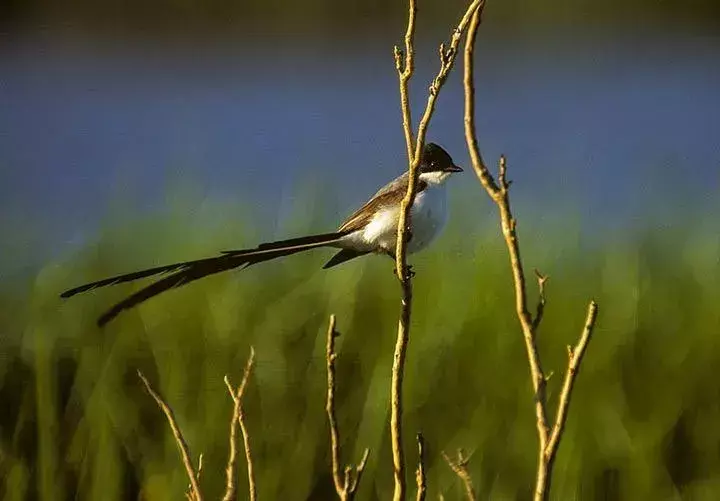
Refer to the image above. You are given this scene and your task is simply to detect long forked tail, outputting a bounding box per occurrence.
[60,231,349,327]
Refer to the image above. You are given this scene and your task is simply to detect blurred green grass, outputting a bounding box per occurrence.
[1,190,719,500]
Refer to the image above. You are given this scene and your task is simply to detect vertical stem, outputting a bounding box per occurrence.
[391,4,485,499]
[534,459,550,501]
[391,289,412,501]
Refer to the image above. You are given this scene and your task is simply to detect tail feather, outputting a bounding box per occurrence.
[61,231,350,326]
[234,231,348,253]
[60,257,227,298]
[322,249,368,269]
[96,254,250,326]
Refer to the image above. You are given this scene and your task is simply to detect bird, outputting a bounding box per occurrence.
[60,142,463,326]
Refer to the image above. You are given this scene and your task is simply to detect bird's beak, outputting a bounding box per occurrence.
[446,164,463,173]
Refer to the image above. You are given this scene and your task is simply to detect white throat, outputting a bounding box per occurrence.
[419,170,452,185]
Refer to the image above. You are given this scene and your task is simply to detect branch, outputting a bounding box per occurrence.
[393,0,416,162]
[415,433,426,501]
[464,0,550,470]
[462,6,600,501]
[326,315,370,500]
[531,270,548,333]
[545,302,598,458]
[222,347,257,501]
[442,450,476,501]
[391,3,485,500]
[185,454,204,501]
[463,4,498,196]
[137,371,203,501]
[395,0,488,279]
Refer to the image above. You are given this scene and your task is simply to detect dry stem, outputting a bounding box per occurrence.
[462,7,600,501]
[325,315,370,500]
[137,371,203,501]
[415,433,426,501]
[223,347,257,501]
[184,454,204,501]
[391,2,485,499]
[442,450,476,501]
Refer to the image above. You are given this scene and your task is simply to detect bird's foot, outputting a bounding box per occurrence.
[406,265,416,279]
[394,264,415,280]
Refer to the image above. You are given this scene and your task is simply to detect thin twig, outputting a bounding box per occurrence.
[463,3,497,195]
[531,270,548,333]
[442,450,476,501]
[223,348,257,501]
[327,314,344,497]
[394,0,417,162]
[325,315,370,500]
[464,6,550,489]
[185,454,204,501]
[239,405,256,501]
[415,433,426,501]
[462,7,600,501]
[391,3,485,500]
[545,301,598,458]
[137,371,203,501]
[223,375,241,501]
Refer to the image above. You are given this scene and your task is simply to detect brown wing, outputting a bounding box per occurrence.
[337,176,427,233]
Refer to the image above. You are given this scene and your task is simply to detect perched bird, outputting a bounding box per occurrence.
[61,142,463,326]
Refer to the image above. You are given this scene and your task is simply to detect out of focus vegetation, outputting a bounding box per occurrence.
[2,0,719,36]
[0,189,718,500]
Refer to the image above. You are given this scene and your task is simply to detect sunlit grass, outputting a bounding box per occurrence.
[1,192,719,500]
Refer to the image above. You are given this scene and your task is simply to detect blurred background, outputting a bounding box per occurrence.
[1,0,719,499]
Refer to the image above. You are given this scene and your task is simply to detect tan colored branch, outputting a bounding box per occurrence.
[415,433,426,501]
[391,3,485,500]
[463,5,497,195]
[545,301,598,458]
[462,6,600,501]
[137,371,203,501]
[325,315,370,500]
[185,454,204,501]
[393,0,416,162]
[222,347,257,501]
[441,450,476,501]
[498,155,552,451]
[531,270,548,333]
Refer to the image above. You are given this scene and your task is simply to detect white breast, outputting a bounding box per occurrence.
[351,184,448,254]
[406,184,448,253]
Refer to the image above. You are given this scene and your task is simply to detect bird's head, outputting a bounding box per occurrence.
[418,142,463,185]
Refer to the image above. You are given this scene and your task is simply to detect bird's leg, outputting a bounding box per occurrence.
[386,251,415,280]
[404,264,416,279]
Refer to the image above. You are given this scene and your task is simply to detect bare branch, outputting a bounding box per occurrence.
[464,13,550,463]
[415,433,426,501]
[137,371,203,501]
[185,454,204,501]
[463,3,498,196]
[462,5,600,501]
[326,315,370,500]
[395,0,417,162]
[395,0,489,280]
[348,449,370,496]
[531,270,548,332]
[326,314,344,497]
[442,450,476,501]
[391,3,486,500]
[223,348,257,501]
[545,301,598,458]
